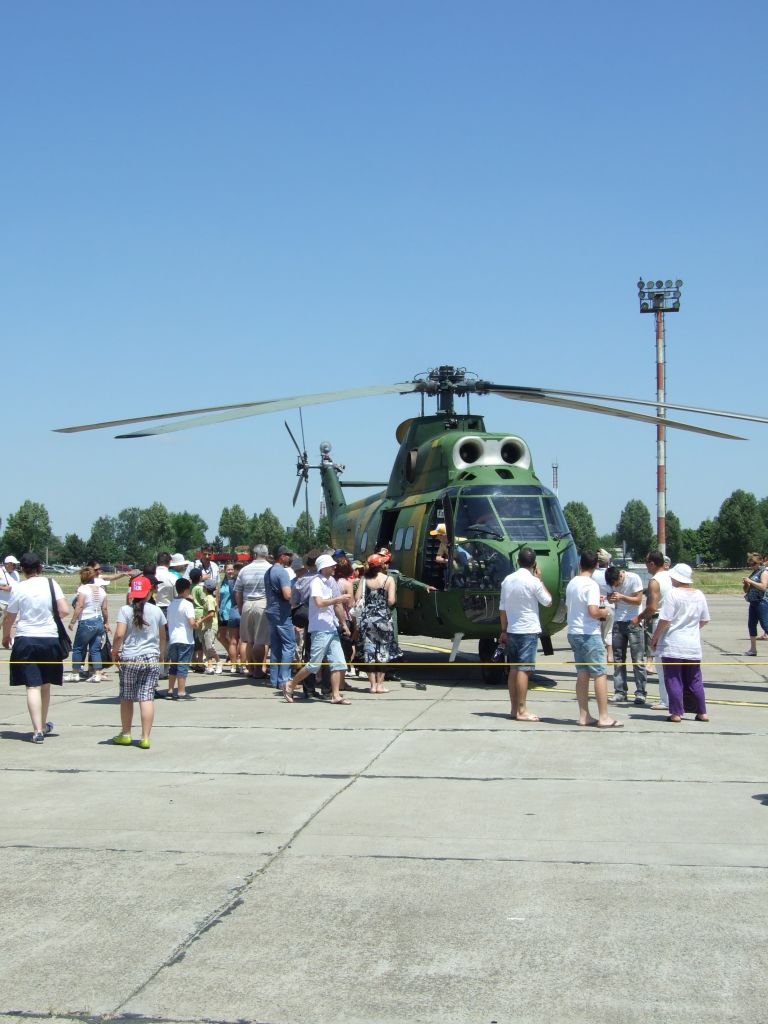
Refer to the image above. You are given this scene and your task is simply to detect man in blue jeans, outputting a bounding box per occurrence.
[265,545,296,691]
[605,565,647,706]
[498,546,552,722]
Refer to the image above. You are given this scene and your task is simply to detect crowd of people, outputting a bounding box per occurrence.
[1,542,763,744]
[499,545,714,727]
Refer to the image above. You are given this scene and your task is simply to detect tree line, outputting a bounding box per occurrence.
[0,500,331,565]
[2,490,765,568]
[563,490,768,566]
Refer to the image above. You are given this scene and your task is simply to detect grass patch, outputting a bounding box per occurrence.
[693,570,747,595]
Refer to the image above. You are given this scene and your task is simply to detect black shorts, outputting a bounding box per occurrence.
[9,636,64,687]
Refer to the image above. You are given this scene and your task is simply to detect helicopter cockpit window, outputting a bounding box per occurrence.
[404,526,414,550]
[394,528,404,551]
[453,497,503,540]
[490,495,548,541]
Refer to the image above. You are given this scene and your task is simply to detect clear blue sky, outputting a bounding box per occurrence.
[2,0,766,546]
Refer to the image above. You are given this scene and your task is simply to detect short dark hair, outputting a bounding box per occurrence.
[157,551,171,566]
[517,546,536,569]
[189,567,202,584]
[20,551,42,574]
[605,566,622,587]
[646,551,664,569]
[175,578,190,595]
[580,550,599,572]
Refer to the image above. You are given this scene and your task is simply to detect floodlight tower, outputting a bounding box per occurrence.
[637,278,683,555]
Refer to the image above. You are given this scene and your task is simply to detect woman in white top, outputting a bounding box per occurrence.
[1,551,71,742]
[67,565,109,682]
[651,563,710,723]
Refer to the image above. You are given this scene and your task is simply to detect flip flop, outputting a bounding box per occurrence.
[330,697,351,705]
[597,719,624,729]
[649,702,668,710]
[666,714,682,723]
[695,714,710,722]
[577,718,599,727]
[515,713,540,722]
[284,682,295,703]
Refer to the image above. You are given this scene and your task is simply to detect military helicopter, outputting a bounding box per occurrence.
[56,365,767,674]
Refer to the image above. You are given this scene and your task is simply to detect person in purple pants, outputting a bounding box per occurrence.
[650,563,710,723]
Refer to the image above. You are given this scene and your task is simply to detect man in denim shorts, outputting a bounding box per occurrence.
[498,547,552,722]
[565,550,624,728]
[284,554,352,704]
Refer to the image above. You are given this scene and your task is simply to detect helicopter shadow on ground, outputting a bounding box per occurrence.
[394,650,565,690]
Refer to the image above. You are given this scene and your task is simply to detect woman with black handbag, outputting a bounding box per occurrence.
[1,551,71,742]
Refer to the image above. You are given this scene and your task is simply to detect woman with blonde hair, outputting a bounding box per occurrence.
[66,565,109,682]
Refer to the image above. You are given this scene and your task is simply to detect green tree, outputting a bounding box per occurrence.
[315,514,332,549]
[1,500,54,555]
[665,510,682,563]
[137,502,174,560]
[116,507,143,563]
[219,504,249,547]
[712,490,765,566]
[286,511,316,553]
[679,527,701,565]
[562,501,598,553]
[616,499,654,560]
[696,519,717,565]
[87,515,120,563]
[61,532,89,564]
[170,511,208,557]
[758,496,768,534]
[251,508,285,551]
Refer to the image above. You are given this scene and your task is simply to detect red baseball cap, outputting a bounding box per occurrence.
[128,575,153,601]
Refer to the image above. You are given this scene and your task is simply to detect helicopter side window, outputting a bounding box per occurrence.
[491,496,548,541]
[404,526,414,550]
[361,530,368,552]
[394,528,404,551]
[542,497,571,541]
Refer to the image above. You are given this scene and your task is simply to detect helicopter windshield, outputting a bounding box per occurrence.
[449,485,571,544]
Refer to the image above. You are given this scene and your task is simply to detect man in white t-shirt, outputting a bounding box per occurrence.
[284,554,351,705]
[605,565,647,705]
[498,546,552,722]
[566,550,624,728]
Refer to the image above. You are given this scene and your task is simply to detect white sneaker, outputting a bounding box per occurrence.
[205,667,215,675]
[92,672,103,683]
[63,672,79,682]
[215,662,223,674]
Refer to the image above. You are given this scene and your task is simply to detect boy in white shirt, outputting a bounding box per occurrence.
[165,578,198,700]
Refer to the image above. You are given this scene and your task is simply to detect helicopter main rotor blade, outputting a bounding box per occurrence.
[488,385,768,426]
[284,420,303,456]
[55,383,419,436]
[490,391,745,440]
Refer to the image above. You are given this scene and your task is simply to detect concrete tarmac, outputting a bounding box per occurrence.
[1,593,767,1023]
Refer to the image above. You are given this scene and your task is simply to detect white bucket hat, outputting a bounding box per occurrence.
[315,554,337,572]
[669,563,693,585]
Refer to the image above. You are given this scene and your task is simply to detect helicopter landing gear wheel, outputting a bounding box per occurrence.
[478,637,506,685]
